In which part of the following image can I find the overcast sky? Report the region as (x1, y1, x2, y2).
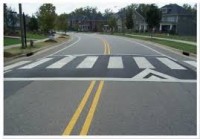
(6, 1, 196, 16)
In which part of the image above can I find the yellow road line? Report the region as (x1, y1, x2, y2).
(63, 36, 109, 135)
(80, 81, 105, 135)
(62, 81, 96, 135)
(105, 41, 111, 54)
(103, 40, 107, 54)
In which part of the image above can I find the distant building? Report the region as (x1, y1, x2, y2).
(115, 9, 147, 32)
(160, 4, 196, 36)
(133, 10, 148, 32)
(68, 15, 107, 32)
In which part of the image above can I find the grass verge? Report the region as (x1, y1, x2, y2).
(26, 32, 47, 39)
(4, 35, 70, 58)
(113, 33, 196, 54)
(4, 37, 21, 46)
(125, 32, 196, 42)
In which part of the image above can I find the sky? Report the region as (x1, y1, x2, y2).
(6, 1, 196, 16)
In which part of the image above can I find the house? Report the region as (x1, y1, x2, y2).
(68, 15, 107, 32)
(115, 9, 147, 32)
(160, 4, 196, 36)
(114, 10, 124, 32)
(133, 10, 148, 32)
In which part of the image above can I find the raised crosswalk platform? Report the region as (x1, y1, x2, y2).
(4, 55, 196, 81)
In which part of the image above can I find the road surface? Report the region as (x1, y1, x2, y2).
(4, 33, 197, 135)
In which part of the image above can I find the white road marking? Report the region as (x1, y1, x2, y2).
(148, 75, 163, 80)
(48, 35, 81, 56)
(133, 57, 155, 69)
(108, 57, 123, 69)
(4, 70, 12, 74)
(133, 68, 177, 80)
(77, 56, 98, 68)
(47, 56, 74, 69)
(184, 61, 197, 68)
(116, 36, 178, 61)
(4, 61, 30, 71)
(20, 58, 53, 69)
(157, 58, 186, 70)
(4, 77, 196, 83)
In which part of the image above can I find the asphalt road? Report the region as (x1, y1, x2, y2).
(4, 33, 197, 135)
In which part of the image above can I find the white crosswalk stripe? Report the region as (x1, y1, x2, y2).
(184, 61, 197, 68)
(20, 58, 53, 69)
(4, 61, 30, 71)
(133, 57, 155, 69)
(157, 58, 186, 70)
(76, 56, 98, 68)
(108, 57, 123, 69)
(6, 56, 193, 71)
(47, 57, 74, 69)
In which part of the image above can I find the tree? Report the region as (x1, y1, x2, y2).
(28, 16, 39, 31)
(183, 4, 192, 12)
(36, 4, 56, 33)
(104, 8, 113, 19)
(146, 4, 161, 31)
(56, 13, 68, 33)
(4, 4, 8, 32)
(183, 4, 197, 15)
(125, 7, 133, 30)
(108, 16, 117, 34)
(136, 4, 150, 18)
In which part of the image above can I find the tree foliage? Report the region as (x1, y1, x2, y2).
(56, 13, 68, 32)
(4, 4, 18, 32)
(125, 7, 133, 29)
(108, 16, 117, 33)
(28, 16, 39, 31)
(36, 4, 56, 33)
(136, 4, 150, 18)
(183, 4, 197, 15)
(104, 8, 113, 19)
(146, 4, 161, 30)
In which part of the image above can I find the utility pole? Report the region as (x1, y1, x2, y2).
(23, 13, 27, 47)
(19, 4, 25, 48)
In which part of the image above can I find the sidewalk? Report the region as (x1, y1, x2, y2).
(4, 34, 60, 50)
(125, 34, 196, 46)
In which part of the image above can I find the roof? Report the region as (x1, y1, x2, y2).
(134, 9, 145, 20)
(161, 4, 191, 15)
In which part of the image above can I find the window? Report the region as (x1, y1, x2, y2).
(162, 8, 167, 14)
(162, 16, 177, 22)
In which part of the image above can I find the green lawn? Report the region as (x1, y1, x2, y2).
(26, 32, 47, 39)
(127, 32, 196, 42)
(4, 37, 21, 46)
(113, 33, 196, 54)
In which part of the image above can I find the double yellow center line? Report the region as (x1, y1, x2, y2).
(103, 39, 111, 55)
(62, 37, 111, 135)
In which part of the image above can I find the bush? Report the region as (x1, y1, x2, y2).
(169, 30, 176, 35)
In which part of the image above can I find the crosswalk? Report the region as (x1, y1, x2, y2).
(20, 58, 53, 69)
(157, 57, 186, 70)
(184, 61, 197, 68)
(4, 61, 30, 71)
(77, 56, 98, 68)
(134, 57, 155, 69)
(4, 55, 196, 72)
(47, 57, 74, 69)
(108, 57, 123, 69)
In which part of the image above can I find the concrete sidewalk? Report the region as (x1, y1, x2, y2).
(125, 34, 196, 46)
